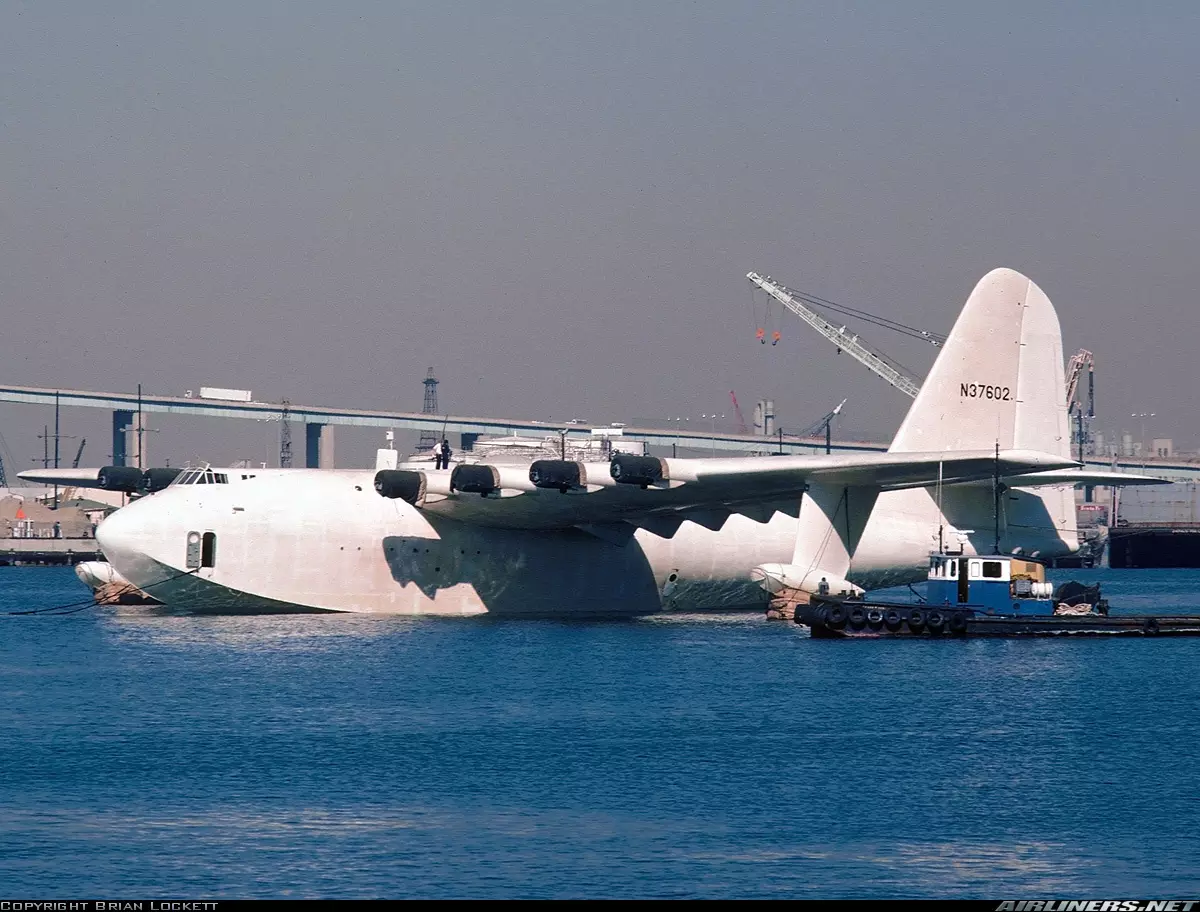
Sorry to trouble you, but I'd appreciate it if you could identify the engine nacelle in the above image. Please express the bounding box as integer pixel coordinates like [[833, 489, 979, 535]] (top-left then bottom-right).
[[750, 563, 864, 598], [450, 463, 501, 496], [140, 467, 182, 493], [610, 454, 668, 487], [97, 465, 145, 493], [529, 460, 585, 492], [374, 469, 427, 504]]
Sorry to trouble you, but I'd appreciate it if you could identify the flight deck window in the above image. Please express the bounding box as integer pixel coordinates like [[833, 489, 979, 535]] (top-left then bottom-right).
[[201, 532, 217, 568], [982, 561, 1003, 579]]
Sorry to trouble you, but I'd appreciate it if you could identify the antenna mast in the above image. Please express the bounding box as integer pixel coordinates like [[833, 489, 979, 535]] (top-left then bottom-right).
[[993, 441, 1001, 553], [937, 460, 944, 553]]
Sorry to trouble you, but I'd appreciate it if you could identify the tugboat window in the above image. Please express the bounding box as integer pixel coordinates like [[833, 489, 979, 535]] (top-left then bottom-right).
[[201, 532, 217, 568], [982, 561, 1003, 579]]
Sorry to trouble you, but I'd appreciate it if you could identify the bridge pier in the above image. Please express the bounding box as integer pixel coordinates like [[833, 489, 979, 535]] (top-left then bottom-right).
[[305, 423, 335, 468], [112, 410, 133, 466]]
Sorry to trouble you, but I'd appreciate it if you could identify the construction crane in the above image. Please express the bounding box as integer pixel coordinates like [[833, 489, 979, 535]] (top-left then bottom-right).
[[749, 272, 1094, 427], [71, 439, 86, 468], [1065, 349, 1095, 460], [747, 272, 923, 398], [728, 391, 749, 435], [794, 399, 846, 454]]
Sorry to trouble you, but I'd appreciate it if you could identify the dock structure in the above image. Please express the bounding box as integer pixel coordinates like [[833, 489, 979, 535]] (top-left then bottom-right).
[[0, 538, 102, 565], [1109, 523, 1200, 568], [1107, 480, 1200, 567]]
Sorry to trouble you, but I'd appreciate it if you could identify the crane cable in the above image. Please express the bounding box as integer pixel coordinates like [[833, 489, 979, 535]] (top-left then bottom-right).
[[785, 285, 947, 345]]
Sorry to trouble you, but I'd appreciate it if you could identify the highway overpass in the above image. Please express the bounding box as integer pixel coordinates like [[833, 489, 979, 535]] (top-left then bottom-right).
[[1, 382, 1196, 481]]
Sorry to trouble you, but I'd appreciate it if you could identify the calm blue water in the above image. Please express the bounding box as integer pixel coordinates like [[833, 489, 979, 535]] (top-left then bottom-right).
[[2, 566, 1199, 898]]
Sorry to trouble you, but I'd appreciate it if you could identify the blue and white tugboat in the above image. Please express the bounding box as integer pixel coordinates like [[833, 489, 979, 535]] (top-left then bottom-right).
[[796, 550, 1200, 638]]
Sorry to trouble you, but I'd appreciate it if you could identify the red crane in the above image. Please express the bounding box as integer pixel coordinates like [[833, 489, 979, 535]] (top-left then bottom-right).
[[729, 390, 749, 435]]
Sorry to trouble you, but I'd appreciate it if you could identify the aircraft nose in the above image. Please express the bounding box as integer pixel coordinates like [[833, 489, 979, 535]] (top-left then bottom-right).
[[95, 502, 136, 556], [94, 495, 183, 594]]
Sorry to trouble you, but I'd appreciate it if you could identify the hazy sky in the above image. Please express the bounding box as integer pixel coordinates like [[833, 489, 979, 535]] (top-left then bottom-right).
[[1, 2, 1197, 472]]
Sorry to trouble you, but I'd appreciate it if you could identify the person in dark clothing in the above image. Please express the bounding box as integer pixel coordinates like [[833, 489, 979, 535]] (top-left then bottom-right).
[[440, 438, 453, 469]]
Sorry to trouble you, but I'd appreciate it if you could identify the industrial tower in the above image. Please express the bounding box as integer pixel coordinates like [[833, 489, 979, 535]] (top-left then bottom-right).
[[418, 368, 439, 452], [279, 399, 293, 468]]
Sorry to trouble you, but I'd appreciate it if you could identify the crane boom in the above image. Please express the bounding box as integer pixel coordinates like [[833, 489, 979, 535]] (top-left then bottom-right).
[[747, 272, 922, 398], [728, 390, 749, 435], [1065, 349, 1094, 413]]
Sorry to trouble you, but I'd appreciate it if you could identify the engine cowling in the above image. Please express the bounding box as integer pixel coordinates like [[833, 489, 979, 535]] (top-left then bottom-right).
[[140, 467, 182, 493], [97, 465, 145, 493], [529, 460, 585, 492], [610, 454, 667, 487], [750, 563, 864, 598], [450, 464, 501, 496], [374, 469, 427, 504]]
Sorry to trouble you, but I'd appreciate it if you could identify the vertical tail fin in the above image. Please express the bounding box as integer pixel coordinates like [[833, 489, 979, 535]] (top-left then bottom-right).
[[886, 267, 1076, 557], [889, 268, 1070, 458]]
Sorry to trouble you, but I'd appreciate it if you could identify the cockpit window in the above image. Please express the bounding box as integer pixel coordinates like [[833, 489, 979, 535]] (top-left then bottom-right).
[[175, 469, 229, 485]]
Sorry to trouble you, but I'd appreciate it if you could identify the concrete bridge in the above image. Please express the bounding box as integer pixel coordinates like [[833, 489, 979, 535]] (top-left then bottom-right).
[[1, 382, 1196, 482]]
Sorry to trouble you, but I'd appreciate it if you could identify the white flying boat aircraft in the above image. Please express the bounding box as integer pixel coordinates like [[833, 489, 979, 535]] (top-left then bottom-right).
[[65, 269, 1162, 616]]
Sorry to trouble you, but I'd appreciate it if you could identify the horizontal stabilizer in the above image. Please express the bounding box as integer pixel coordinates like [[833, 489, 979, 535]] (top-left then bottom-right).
[[1005, 468, 1172, 488]]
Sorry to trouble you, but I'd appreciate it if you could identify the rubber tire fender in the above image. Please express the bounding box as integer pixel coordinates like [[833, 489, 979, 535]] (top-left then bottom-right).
[[866, 607, 884, 629], [949, 611, 968, 634], [847, 606, 866, 630], [926, 610, 945, 633], [884, 608, 903, 631], [825, 604, 847, 630], [907, 608, 925, 632]]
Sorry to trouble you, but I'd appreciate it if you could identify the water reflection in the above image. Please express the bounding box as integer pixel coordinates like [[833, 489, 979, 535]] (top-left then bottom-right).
[[100, 605, 425, 652]]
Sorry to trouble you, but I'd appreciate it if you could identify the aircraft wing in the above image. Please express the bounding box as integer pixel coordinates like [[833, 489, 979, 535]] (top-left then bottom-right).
[[18, 465, 181, 493], [379, 448, 1079, 534], [18, 467, 103, 487]]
